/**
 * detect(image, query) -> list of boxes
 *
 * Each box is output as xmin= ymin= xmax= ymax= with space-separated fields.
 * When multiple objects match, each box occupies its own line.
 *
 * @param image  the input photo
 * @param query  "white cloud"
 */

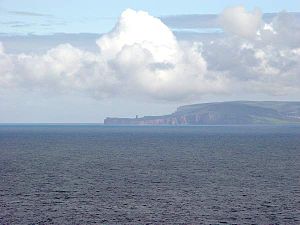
xmin=95 ymin=9 xmax=226 ymax=100
xmin=0 ymin=9 xmax=227 ymax=101
xmin=219 ymin=6 xmax=262 ymax=39
xmin=97 ymin=9 xmax=179 ymax=62
xmin=198 ymin=6 xmax=300 ymax=97
xmin=0 ymin=7 xmax=300 ymax=102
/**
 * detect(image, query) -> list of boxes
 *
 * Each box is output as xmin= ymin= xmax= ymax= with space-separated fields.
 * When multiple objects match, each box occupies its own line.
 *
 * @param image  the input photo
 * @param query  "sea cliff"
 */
xmin=104 ymin=101 xmax=300 ymax=125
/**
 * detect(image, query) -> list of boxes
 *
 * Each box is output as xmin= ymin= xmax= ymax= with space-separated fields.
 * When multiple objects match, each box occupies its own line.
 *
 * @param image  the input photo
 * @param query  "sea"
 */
xmin=0 ymin=125 xmax=299 ymax=225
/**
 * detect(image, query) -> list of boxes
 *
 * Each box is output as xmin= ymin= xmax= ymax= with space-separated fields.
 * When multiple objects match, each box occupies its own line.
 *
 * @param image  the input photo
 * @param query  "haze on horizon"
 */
xmin=0 ymin=0 xmax=300 ymax=123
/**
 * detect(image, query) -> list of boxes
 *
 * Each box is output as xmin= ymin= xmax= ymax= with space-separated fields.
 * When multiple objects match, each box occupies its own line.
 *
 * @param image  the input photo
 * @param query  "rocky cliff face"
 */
xmin=104 ymin=101 xmax=300 ymax=125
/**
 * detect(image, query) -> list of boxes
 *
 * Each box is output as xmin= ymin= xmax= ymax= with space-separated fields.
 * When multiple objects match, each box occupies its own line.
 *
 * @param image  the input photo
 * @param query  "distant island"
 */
xmin=104 ymin=101 xmax=300 ymax=125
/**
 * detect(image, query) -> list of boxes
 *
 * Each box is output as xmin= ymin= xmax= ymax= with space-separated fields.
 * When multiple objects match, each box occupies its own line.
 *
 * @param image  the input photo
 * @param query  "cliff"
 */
xmin=104 ymin=101 xmax=300 ymax=125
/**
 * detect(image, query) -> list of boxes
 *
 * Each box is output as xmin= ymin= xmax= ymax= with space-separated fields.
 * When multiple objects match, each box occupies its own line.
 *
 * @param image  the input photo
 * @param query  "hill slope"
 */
xmin=104 ymin=101 xmax=300 ymax=125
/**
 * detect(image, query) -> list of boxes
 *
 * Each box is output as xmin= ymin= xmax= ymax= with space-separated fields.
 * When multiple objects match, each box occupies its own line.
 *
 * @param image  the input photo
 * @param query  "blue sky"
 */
xmin=1 ymin=0 xmax=300 ymax=34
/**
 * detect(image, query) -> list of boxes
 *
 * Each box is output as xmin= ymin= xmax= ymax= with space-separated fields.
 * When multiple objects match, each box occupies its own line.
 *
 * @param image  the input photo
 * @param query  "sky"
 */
xmin=1 ymin=0 xmax=300 ymax=34
xmin=0 ymin=1 xmax=300 ymax=123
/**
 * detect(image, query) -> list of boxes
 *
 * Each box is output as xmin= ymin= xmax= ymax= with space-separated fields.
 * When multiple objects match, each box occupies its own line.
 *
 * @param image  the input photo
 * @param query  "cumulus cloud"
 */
xmin=0 ymin=7 xmax=300 ymax=101
xmin=219 ymin=6 xmax=262 ymax=39
xmin=0 ymin=9 xmax=227 ymax=101
xmin=205 ymin=7 xmax=300 ymax=96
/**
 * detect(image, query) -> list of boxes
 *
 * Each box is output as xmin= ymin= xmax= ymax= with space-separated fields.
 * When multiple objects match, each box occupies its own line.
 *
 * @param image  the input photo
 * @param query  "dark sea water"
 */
xmin=0 ymin=125 xmax=299 ymax=225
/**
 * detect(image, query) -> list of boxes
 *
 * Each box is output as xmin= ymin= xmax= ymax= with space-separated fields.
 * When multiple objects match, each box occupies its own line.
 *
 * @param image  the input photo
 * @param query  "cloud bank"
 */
xmin=0 ymin=7 xmax=300 ymax=101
